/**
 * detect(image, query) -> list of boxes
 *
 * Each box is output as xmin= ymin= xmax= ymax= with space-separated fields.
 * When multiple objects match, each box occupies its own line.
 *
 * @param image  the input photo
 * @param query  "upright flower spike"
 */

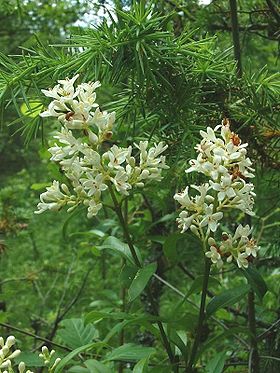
xmin=36 ymin=76 xmax=169 ymax=218
xmin=174 ymin=119 xmax=259 ymax=268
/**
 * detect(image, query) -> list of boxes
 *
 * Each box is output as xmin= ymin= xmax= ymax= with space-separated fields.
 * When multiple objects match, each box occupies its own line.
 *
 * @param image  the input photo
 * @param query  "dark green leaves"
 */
xmin=128 ymin=262 xmax=157 ymax=302
xmin=241 ymin=266 xmax=268 ymax=301
xmin=205 ymin=351 xmax=227 ymax=373
xmin=186 ymin=276 xmax=220 ymax=298
xmin=57 ymin=318 xmax=98 ymax=349
xmin=69 ymin=360 xmax=112 ymax=373
xmin=104 ymin=344 xmax=155 ymax=363
xmin=54 ymin=343 xmax=106 ymax=373
xmin=98 ymin=236 xmax=142 ymax=265
xmin=163 ymin=233 xmax=182 ymax=263
xmin=84 ymin=360 xmax=112 ymax=373
xmin=206 ymin=285 xmax=250 ymax=317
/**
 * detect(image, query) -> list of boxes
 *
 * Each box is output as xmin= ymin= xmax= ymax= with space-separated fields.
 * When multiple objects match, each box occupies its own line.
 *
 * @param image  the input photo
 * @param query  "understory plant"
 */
xmin=33 ymin=74 xmax=266 ymax=372
xmin=174 ymin=119 xmax=259 ymax=371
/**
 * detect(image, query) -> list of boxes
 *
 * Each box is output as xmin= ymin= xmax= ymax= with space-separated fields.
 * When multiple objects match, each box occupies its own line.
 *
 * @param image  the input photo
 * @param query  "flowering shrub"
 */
xmin=36 ymin=75 xmax=168 ymax=218
xmin=0 ymin=336 xmax=60 ymax=373
xmin=174 ymin=120 xmax=259 ymax=268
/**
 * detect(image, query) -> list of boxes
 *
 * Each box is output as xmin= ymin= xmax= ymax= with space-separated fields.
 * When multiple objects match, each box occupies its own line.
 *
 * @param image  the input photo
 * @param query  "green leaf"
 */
xmin=68 ymin=367 xmax=89 ymax=373
xmin=197 ymin=327 xmax=250 ymax=360
xmin=20 ymin=101 xmax=43 ymax=118
xmin=163 ymin=233 xmax=181 ymax=263
xmin=14 ymin=352 xmax=44 ymax=367
xmin=205 ymin=351 xmax=227 ymax=373
xmin=85 ymin=311 xmax=133 ymax=324
xmin=104 ymin=344 xmax=155 ymax=363
xmin=98 ymin=236 xmax=141 ymax=265
xmin=84 ymin=359 xmax=112 ymax=373
xmin=31 ymin=182 xmax=51 ymax=191
xmin=128 ymin=262 xmax=157 ymax=302
xmin=241 ymin=266 xmax=268 ymax=301
xmin=57 ymin=318 xmax=98 ymax=349
xmin=54 ymin=343 xmax=105 ymax=373
xmin=119 ymin=265 xmax=138 ymax=287
xmin=133 ymin=354 xmax=153 ymax=373
xmin=186 ymin=276 xmax=220 ymax=297
xmin=206 ymin=285 xmax=250 ymax=317
xmin=167 ymin=327 xmax=187 ymax=358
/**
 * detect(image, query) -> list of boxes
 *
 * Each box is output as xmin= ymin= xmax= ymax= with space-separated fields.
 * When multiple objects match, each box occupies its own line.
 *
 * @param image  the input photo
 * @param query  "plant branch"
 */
xmin=108 ymin=184 xmax=178 ymax=372
xmin=265 ymin=0 xmax=280 ymax=25
xmin=187 ymin=258 xmax=211 ymax=371
xmin=248 ymin=290 xmax=260 ymax=373
xmin=229 ymin=0 xmax=242 ymax=77
xmin=0 ymin=322 xmax=71 ymax=351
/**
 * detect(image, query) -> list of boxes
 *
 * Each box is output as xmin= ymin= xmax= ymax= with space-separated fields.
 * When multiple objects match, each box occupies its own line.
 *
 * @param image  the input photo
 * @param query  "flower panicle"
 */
xmin=174 ymin=119 xmax=258 ymax=269
xmin=36 ymin=76 xmax=169 ymax=218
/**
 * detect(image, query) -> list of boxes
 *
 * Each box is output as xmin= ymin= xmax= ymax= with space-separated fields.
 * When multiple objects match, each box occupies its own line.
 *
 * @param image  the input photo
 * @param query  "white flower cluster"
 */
xmin=0 ymin=336 xmax=22 ymax=373
xmin=36 ymin=76 xmax=169 ymax=217
xmin=174 ymin=120 xmax=258 ymax=268
xmin=0 ymin=336 xmax=61 ymax=373
xmin=39 ymin=346 xmax=61 ymax=370
xmin=206 ymin=224 xmax=259 ymax=269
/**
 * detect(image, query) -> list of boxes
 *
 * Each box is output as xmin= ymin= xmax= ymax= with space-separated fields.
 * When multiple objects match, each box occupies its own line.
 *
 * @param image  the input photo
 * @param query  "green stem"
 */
xmin=248 ymin=290 xmax=260 ymax=373
xmin=187 ymin=258 xmax=211 ymax=371
xmin=108 ymin=185 xmax=178 ymax=372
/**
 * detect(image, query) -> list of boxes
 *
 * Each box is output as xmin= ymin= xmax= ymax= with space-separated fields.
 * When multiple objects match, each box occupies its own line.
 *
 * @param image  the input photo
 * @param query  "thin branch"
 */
xmin=248 ymin=290 xmax=260 ymax=373
xmin=266 ymin=0 xmax=280 ymax=25
xmin=0 ymin=322 xmax=71 ymax=351
xmin=257 ymin=318 xmax=280 ymax=340
xmin=229 ymin=0 xmax=242 ymax=77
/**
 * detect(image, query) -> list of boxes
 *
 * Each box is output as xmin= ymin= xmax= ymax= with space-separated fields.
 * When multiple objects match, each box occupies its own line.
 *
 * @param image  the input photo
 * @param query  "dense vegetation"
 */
xmin=0 ymin=1 xmax=279 ymax=372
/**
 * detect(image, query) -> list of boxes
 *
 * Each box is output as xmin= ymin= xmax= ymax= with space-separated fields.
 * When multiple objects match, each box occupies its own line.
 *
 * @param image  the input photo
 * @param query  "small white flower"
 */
xmin=210 ymin=175 xmax=236 ymax=202
xmin=205 ymin=246 xmax=223 ymax=268
xmin=200 ymin=205 xmax=223 ymax=232
xmin=176 ymin=211 xmax=196 ymax=233
xmin=111 ymin=169 xmax=132 ymax=196
xmin=81 ymin=173 xmax=107 ymax=197
xmin=236 ymin=252 xmax=249 ymax=268
xmin=85 ymin=199 xmax=103 ymax=218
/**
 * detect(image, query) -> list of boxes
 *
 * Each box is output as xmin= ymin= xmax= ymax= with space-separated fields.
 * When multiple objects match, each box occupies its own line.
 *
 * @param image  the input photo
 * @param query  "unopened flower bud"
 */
xmin=19 ymin=361 xmax=26 ymax=373
xmin=88 ymin=130 xmax=98 ymax=145
xmin=208 ymin=237 xmax=216 ymax=246
xmin=9 ymin=349 xmax=21 ymax=359
xmin=1 ymin=346 xmax=9 ymax=356
xmin=0 ymin=337 xmax=4 ymax=347
xmin=6 ymin=336 xmax=16 ymax=348
xmin=61 ymin=183 xmax=70 ymax=195
xmin=0 ymin=359 xmax=11 ymax=368
xmin=141 ymin=169 xmax=150 ymax=179
xmin=104 ymin=131 xmax=113 ymax=140
xmin=205 ymin=195 xmax=214 ymax=203
xmin=190 ymin=225 xmax=199 ymax=236
xmin=52 ymin=357 xmax=61 ymax=369
xmin=222 ymin=232 xmax=229 ymax=241
xmin=41 ymin=346 xmax=49 ymax=355
xmin=50 ymin=350 xmax=55 ymax=357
